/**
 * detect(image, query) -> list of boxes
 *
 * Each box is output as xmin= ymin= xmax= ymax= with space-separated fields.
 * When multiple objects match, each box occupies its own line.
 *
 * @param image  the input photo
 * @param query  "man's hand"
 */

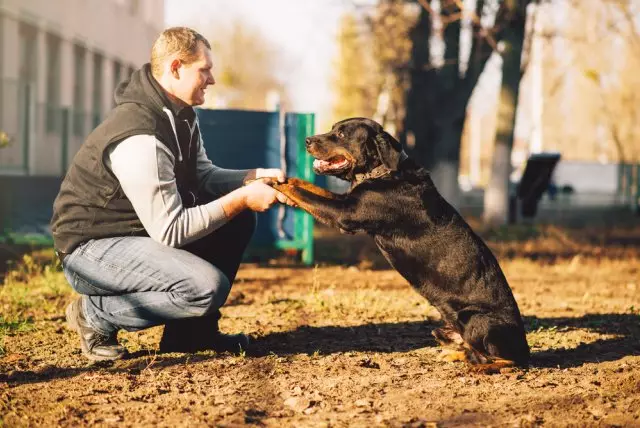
xmin=220 ymin=168 xmax=296 ymax=218
xmin=242 ymin=181 xmax=280 ymax=212
xmin=244 ymin=168 xmax=286 ymax=184
xmin=243 ymin=180 xmax=296 ymax=211
xmin=243 ymin=168 xmax=296 ymax=207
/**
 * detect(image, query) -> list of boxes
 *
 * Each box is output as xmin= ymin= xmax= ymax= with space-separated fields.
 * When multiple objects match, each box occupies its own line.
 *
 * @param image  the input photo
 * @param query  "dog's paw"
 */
xmin=468 ymin=359 xmax=515 ymax=374
xmin=271 ymin=182 xmax=295 ymax=193
xmin=285 ymin=177 xmax=305 ymax=186
xmin=438 ymin=349 xmax=467 ymax=362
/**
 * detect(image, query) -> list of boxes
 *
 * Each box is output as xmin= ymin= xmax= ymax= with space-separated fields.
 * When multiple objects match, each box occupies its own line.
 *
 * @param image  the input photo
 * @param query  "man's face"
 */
xmin=172 ymin=41 xmax=215 ymax=106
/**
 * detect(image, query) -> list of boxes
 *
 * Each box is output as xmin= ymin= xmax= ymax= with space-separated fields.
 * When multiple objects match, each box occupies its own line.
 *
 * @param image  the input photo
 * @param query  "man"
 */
xmin=51 ymin=27 xmax=292 ymax=361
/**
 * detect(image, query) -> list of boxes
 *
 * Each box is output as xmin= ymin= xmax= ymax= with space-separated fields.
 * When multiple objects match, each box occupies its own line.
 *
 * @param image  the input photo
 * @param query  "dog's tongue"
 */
xmin=313 ymin=157 xmax=348 ymax=172
xmin=313 ymin=159 xmax=331 ymax=169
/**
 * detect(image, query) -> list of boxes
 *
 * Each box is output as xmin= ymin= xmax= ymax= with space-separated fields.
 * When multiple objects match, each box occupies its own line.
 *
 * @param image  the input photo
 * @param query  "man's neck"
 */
xmin=163 ymin=88 xmax=188 ymax=110
xmin=153 ymin=73 xmax=189 ymax=112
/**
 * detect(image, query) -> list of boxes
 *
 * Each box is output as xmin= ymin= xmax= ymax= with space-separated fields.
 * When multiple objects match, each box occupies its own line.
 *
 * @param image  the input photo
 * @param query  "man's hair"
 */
xmin=150 ymin=27 xmax=211 ymax=77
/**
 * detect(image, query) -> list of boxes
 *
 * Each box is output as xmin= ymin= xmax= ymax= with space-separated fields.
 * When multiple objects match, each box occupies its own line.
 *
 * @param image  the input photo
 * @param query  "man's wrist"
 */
xmin=243 ymin=168 xmax=259 ymax=185
xmin=220 ymin=186 xmax=249 ymax=217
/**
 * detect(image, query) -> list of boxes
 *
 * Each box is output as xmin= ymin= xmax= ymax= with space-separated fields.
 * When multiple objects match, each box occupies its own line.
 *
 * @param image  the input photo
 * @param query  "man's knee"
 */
xmin=181 ymin=270 xmax=231 ymax=316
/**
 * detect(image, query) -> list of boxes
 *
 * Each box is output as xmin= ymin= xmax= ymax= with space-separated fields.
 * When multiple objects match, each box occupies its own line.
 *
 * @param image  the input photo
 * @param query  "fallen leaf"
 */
xmin=2 ymin=353 xmax=26 ymax=363
xmin=355 ymin=398 xmax=372 ymax=407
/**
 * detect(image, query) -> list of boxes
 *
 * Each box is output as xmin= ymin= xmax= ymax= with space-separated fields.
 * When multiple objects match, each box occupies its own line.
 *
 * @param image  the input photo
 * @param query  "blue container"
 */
xmin=196 ymin=108 xmax=316 ymax=264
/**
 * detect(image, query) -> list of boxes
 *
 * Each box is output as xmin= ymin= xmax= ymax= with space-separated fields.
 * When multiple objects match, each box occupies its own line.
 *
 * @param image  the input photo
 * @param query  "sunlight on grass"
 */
xmin=0 ymin=316 xmax=34 ymax=356
xmin=0 ymin=251 xmax=71 ymax=356
xmin=1 ymin=252 xmax=71 ymax=322
xmin=526 ymin=327 xmax=621 ymax=352
xmin=299 ymin=283 xmax=434 ymax=326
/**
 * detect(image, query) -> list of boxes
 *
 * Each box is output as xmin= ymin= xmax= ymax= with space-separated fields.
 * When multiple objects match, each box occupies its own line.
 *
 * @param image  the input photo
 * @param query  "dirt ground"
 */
xmin=1 ymin=218 xmax=640 ymax=427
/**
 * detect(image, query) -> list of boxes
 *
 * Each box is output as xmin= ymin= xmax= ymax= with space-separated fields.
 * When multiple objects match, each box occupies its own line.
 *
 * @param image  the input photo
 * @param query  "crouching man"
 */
xmin=51 ymin=27 xmax=292 ymax=361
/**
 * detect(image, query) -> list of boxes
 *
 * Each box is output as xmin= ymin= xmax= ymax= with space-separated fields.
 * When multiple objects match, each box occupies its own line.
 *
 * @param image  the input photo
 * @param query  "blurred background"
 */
xmin=0 ymin=0 xmax=639 ymax=237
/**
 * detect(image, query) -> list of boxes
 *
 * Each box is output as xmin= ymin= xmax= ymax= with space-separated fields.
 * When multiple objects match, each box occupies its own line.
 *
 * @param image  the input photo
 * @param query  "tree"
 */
xmin=483 ymin=1 xmax=531 ymax=226
xmin=402 ymin=0 xmax=501 ymax=207
xmin=368 ymin=0 xmax=417 ymax=136
xmin=586 ymin=0 xmax=640 ymax=164
xmin=515 ymin=0 xmax=640 ymax=166
xmin=332 ymin=13 xmax=378 ymax=122
xmin=333 ymin=2 xmax=417 ymax=133
xmin=335 ymin=0 xmax=531 ymax=211
xmin=203 ymin=20 xmax=289 ymax=110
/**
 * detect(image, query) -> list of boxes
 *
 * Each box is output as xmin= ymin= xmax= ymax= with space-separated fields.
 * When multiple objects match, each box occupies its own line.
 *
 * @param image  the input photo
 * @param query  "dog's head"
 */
xmin=306 ymin=117 xmax=404 ymax=183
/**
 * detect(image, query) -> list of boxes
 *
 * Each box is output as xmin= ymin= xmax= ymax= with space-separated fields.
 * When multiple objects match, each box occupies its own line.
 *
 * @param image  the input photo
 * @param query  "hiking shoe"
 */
xmin=65 ymin=298 xmax=127 ymax=361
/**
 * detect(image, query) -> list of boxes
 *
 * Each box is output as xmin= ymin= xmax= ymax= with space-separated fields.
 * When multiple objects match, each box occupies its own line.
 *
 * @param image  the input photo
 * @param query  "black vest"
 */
xmin=50 ymin=67 xmax=200 ymax=253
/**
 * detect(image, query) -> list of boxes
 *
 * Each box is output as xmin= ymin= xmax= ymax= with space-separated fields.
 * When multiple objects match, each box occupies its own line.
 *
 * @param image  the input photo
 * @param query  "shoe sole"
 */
xmin=65 ymin=301 xmax=125 ymax=362
xmin=65 ymin=301 xmax=80 ymax=332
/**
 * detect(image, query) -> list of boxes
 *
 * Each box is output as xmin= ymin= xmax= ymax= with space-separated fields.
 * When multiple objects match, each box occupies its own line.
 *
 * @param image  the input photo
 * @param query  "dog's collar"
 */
xmin=353 ymin=150 xmax=409 ymax=185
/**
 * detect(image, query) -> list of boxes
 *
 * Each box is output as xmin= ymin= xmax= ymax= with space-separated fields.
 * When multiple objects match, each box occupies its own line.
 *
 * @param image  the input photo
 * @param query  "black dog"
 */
xmin=272 ymin=118 xmax=530 ymax=371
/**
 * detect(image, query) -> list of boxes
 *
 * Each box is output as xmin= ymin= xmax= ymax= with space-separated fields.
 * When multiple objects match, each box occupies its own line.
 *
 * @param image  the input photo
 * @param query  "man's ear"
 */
xmin=374 ymin=131 xmax=403 ymax=171
xmin=170 ymin=59 xmax=181 ymax=79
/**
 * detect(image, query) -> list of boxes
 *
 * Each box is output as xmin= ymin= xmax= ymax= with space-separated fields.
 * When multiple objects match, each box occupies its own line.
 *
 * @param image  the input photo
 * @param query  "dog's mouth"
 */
xmin=312 ymin=155 xmax=352 ymax=174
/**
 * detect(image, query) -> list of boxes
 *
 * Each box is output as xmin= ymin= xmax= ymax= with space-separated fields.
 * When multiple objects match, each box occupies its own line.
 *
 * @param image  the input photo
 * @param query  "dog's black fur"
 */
xmin=272 ymin=118 xmax=530 ymax=369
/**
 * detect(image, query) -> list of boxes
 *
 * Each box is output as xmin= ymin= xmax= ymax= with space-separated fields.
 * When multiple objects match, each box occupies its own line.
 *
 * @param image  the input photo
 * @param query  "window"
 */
xmin=73 ymin=45 xmax=86 ymax=137
xmin=112 ymin=60 xmax=122 ymax=108
xmin=92 ymin=53 xmax=103 ymax=128
xmin=19 ymin=24 xmax=36 ymax=83
xmin=46 ymin=34 xmax=61 ymax=133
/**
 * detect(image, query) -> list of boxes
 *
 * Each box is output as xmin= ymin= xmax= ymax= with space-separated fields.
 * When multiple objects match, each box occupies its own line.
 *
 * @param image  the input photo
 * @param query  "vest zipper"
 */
xmin=162 ymin=107 xmax=183 ymax=162
xmin=185 ymin=118 xmax=195 ymax=157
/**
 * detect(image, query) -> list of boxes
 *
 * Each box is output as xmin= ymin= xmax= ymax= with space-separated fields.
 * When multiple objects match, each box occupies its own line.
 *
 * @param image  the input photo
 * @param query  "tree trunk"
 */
xmin=483 ymin=3 xmax=529 ymax=226
xmin=403 ymin=0 xmax=494 ymax=207
xmin=430 ymin=120 xmax=464 ymax=207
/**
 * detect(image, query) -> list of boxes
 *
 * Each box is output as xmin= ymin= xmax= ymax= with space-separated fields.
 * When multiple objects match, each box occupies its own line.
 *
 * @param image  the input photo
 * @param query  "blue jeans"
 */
xmin=62 ymin=210 xmax=256 ymax=336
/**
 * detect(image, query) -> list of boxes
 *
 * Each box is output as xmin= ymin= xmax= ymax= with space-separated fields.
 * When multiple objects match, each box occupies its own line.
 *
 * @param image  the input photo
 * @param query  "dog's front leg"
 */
xmin=282 ymin=177 xmax=341 ymax=199
xmin=271 ymin=181 xmax=357 ymax=232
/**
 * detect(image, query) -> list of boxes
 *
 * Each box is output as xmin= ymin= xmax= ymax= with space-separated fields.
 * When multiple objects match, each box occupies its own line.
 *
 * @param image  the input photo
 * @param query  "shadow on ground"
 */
xmin=524 ymin=313 xmax=640 ymax=368
xmin=3 ymin=313 xmax=639 ymax=386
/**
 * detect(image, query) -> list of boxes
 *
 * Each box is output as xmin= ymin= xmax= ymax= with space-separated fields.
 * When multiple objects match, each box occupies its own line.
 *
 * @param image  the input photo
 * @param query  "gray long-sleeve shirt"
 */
xmin=105 ymin=134 xmax=249 ymax=248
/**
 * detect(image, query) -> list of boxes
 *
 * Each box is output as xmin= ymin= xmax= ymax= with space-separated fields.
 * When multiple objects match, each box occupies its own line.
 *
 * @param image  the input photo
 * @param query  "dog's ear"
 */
xmin=374 ymin=131 xmax=403 ymax=171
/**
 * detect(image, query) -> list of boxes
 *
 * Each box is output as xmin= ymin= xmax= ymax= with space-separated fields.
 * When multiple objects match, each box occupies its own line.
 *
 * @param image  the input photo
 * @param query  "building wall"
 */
xmin=0 ymin=0 xmax=164 ymax=176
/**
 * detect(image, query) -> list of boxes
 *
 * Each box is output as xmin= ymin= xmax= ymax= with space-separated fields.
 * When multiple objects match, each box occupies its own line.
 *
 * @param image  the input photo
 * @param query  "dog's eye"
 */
xmin=337 ymin=131 xmax=345 ymax=139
